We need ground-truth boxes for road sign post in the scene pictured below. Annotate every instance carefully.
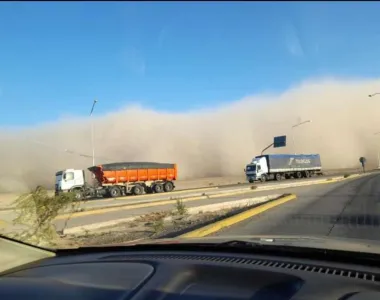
[359,157,366,173]
[261,135,287,155]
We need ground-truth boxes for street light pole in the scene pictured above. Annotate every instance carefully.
[369,93,380,98]
[28,139,92,159]
[369,93,380,168]
[90,99,98,166]
[291,120,312,154]
[374,132,380,169]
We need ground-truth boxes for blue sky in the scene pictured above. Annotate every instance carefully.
[1,2,380,126]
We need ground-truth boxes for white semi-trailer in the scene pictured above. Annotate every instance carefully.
[245,154,322,183]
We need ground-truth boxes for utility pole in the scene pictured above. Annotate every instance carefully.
[90,99,98,166]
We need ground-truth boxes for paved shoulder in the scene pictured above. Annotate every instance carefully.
[213,174,380,240]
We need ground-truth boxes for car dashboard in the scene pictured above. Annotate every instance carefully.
[1,249,380,300]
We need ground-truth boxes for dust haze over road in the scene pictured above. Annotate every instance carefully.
[0,77,379,193]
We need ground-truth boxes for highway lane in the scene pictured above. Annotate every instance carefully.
[0,173,359,236]
[0,168,365,212]
[0,173,342,214]
[0,173,370,236]
[52,176,364,233]
[68,171,366,211]
[0,173,345,211]
[213,173,380,241]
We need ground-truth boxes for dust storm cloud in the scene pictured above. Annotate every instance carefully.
[1,77,379,193]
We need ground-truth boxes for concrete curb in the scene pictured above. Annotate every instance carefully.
[163,194,283,222]
[178,194,297,238]
[0,219,7,228]
[113,187,218,201]
[63,194,283,235]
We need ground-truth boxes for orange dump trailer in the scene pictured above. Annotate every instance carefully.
[88,162,178,197]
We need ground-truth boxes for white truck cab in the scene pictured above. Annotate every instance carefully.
[245,156,269,183]
[245,154,322,183]
[55,169,85,194]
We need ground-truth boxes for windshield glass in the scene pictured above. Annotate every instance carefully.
[246,165,256,172]
[1,2,380,254]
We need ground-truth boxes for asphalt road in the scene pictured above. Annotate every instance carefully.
[213,173,380,241]
[0,171,370,236]
[74,173,342,211]
[0,168,364,212]
[53,175,364,233]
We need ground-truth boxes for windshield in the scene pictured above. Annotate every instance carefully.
[246,165,256,172]
[1,2,380,255]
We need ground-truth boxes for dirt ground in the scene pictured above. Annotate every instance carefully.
[57,203,249,248]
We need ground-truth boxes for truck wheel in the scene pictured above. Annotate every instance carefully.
[72,189,83,201]
[304,170,310,178]
[275,173,282,181]
[296,171,303,179]
[153,184,163,193]
[132,185,144,196]
[109,186,121,198]
[260,175,267,183]
[163,181,174,192]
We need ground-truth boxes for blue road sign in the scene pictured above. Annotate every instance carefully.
[274,135,287,148]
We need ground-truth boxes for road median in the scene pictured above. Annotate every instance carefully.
[60,192,295,247]
[62,193,283,235]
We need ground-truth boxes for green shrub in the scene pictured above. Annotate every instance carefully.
[174,199,188,215]
[11,186,77,247]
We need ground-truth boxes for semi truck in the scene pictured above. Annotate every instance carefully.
[55,162,178,200]
[244,154,322,183]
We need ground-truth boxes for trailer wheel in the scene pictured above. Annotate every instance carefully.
[163,181,174,192]
[153,183,163,193]
[296,171,303,179]
[109,186,121,198]
[275,173,282,181]
[132,185,144,196]
[304,170,310,178]
[145,186,153,194]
